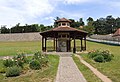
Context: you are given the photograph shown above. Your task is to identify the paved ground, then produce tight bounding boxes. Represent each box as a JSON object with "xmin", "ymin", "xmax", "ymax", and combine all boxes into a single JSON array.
[
  {"xmin": 55, "ymin": 56, "xmax": 86, "ymax": 82},
  {"xmin": 76, "ymin": 55, "xmax": 112, "ymax": 82}
]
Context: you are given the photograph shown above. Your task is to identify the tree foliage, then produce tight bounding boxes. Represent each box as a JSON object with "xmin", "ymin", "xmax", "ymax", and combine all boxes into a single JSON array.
[
  {"xmin": 1, "ymin": 16, "xmax": 120, "ymax": 34},
  {"xmin": 0, "ymin": 23, "xmax": 53, "ymax": 34},
  {"xmin": 93, "ymin": 15, "xmax": 119, "ymax": 34}
]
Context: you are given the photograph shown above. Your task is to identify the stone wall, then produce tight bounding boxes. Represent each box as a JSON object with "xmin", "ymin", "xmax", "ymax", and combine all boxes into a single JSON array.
[
  {"xmin": 0, "ymin": 32, "xmax": 42, "ymax": 41},
  {"xmin": 90, "ymin": 34, "xmax": 120, "ymax": 42}
]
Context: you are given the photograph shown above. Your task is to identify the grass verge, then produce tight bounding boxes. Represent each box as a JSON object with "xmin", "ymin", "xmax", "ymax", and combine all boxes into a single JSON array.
[
  {"xmin": 72, "ymin": 55, "xmax": 102, "ymax": 82},
  {"xmin": 0, "ymin": 55, "xmax": 59, "ymax": 82},
  {"xmin": 81, "ymin": 41, "xmax": 120, "ymax": 82}
]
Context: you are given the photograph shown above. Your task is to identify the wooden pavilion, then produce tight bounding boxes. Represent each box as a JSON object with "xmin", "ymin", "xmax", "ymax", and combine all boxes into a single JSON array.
[{"xmin": 40, "ymin": 18, "xmax": 88, "ymax": 53}]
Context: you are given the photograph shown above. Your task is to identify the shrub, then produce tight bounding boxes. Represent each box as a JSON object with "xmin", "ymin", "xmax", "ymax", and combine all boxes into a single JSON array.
[
  {"xmin": 88, "ymin": 50, "xmax": 99, "ymax": 58},
  {"xmin": 0, "ymin": 68, "xmax": 6, "ymax": 73},
  {"xmin": 101, "ymin": 50, "xmax": 114, "ymax": 62},
  {"xmin": 88, "ymin": 49, "xmax": 113, "ymax": 63},
  {"xmin": 33, "ymin": 51, "xmax": 42, "ymax": 60},
  {"xmin": 3, "ymin": 59, "xmax": 14, "ymax": 67},
  {"xmin": 32, "ymin": 51, "xmax": 49, "ymax": 67},
  {"xmin": 6, "ymin": 66, "xmax": 21, "ymax": 77},
  {"xmin": 13, "ymin": 53, "xmax": 28, "ymax": 67},
  {"xmin": 29, "ymin": 60, "xmax": 41, "ymax": 70},
  {"xmin": 93, "ymin": 55, "xmax": 104, "ymax": 62}
]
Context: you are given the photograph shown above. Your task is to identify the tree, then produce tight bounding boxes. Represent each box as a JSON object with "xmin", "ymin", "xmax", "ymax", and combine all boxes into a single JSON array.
[
  {"xmin": 69, "ymin": 18, "xmax": 84, "ymax": 28},
  {"xmin": 54, "ymin": 16, "xmax": 60, "ymax": 27},
  {"xmin": 83, "ymin": 17, "xmax": 95, "ymax": 35},
  {"xmin": 69, "ymin": 19, "xmax": 76, "ymax": 28},
  {"xmin": 106, "ymin": 15, "xmax": 116, "ymax": 33},
  {"xmin": 87, "ymin": 17, "xmax": 94, "ymax": 22},
  {"xmin": 0, "ymin": 25, "xmax": 10, "ymax": 34},
  {"xmin": 40, "ymin": 24, "xmax": 45, "ymax": 32},
  {"xmin": 93, "ymin": 18, "xmax": 107, "ymax": 34},
  {"xmin": 79, "ymin": 18, "xmax": 84, "ymax": 26}
]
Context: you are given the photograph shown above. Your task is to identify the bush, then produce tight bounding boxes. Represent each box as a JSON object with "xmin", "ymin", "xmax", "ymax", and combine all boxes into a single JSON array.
[
  {"xmin": 13, "ymin": 53, "xmax": 28, "ymax": 67},
  {"xmin": 88, "ymin": 49, "xmax": 113, "ymax": 63},
  {"xmin": 3, "ymin": 59, "xmax": 14, "ymax": 67},
  {"xmin": 101, "ymin": 50, "xmax": 114, "ymax": 62},
  {"xmin": 33, "ymin": 51, "xmax": 42, "ymax": 60},
  {"xmin": 0, "ymin": 68, "xmax": 6, "ymax": 73},
  {"xmin": 29, "ymin": 60, "xmax": 41, "ymax": 70},
  {"xmin": 33, "ymin": 51, "xmax": 49, "ymax": 67},
  {"xmin": 6, "ymin": 66, "xmax": 21, "ymax": 77},
  {"xmin": 88, "ymin": 50, "xmax": 99, "ymax": 58},
  {"xmin": 93, "ymin": 55, "xmax": 104, "ymax": 62}
]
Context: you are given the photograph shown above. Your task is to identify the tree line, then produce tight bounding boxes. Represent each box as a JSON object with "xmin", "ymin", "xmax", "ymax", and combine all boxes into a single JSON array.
[
  {"xmin": 0, "ymin": 23, "xmax": 53, "ymax": 34},
  {"xmin": 0, "ymin": 15, "xmax": 120, "ymax": 35}
]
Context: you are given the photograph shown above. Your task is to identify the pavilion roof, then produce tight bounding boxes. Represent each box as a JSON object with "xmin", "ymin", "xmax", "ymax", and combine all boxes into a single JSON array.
[
  {"xmin": 41, "ymin": 26, "xmax": 88, "ymax": 34},
  {"xmin": 113, "ymin": 28, "xmax": 120, "ymax": 37},
  {"xmin": 56, "ymin": 18, "xmax": 71, "ymax": 23}
]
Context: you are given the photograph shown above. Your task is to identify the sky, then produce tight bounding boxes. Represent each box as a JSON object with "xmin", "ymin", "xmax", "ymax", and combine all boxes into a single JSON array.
[{"xmin": 0, "ymin": 0, "xmax": 120, "ymax": 28}]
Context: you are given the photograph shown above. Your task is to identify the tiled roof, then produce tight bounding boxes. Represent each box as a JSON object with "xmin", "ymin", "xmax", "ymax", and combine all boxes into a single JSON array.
[
  {"xmin": 113, "ymin": 28, "xmax": 120, "ymax": 36},
  {"xmin": 56, "ymin": 18, "xmax": 71, "ymax": 23},
  {"xmin": 41, "ymin": 26, "xmax": 88, "ymax": 34}
]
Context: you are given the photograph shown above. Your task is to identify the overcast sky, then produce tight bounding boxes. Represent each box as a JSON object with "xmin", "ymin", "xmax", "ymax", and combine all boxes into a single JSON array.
[{"xmin": 0, "ymin": 0, "xmax": 120, "ymax": 28}]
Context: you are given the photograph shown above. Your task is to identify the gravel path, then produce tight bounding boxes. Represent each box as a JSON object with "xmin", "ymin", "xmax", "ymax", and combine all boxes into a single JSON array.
[{"xmin": 55, "ymin": 56, "xmax": 86, "ymax": 82}]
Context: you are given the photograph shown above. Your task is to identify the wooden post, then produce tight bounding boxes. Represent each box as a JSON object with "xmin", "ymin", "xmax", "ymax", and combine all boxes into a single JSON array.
[
  {"xmin": 84, "ymin": 37, "xmax": 86, "ymax": 50},
  {"xmin": 56, "ymin": 38, "xmax": 57, "ymax": 52},
  {"xmin": 69, "ymin": 40, "xmax": 71, "ymax": 52},
  {"xmin": 69, "ymin": 36, "xmax": 71, "ymax": 52},
  {"xmin": 45, "ymin": 37, "xmax": 47, "ymax": 52},
  {"xmin": 53, "ymin": 38, "xmax": 55, "ymax": 51},
  {"xmin": 42, "ymin": 37, "xmax": 44, "ymax": 51},
  {"xmin": 81, "ymin": 37, "xmax": 83, "ymax": 51},
  {"xmin": 73, "ymin": 37, "xmax": 76, "ymax": 53}
]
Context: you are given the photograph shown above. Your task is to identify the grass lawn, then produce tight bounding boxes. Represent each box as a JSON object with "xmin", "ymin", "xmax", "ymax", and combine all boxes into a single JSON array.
[
  {"xmin": 0, "ymin": 41, "xmax": 54, "ymax": 56},
  {"xmin": 0, "ymin": 41, "xmax": 41, "ymax": 56},
  {"xmin": 0, "ymin": 40, "xmax": 120, "ymax": 82},
  {"xmin": 81, "ymin": 41, "xmax": 120, "ymax": 82},
  {"xmin": 0, "ymin": 55, "xmax": 59, "ymax": 82},
  {"xmin": 72, "ymin": 55, "xmax": 102, "ymax": 82}
]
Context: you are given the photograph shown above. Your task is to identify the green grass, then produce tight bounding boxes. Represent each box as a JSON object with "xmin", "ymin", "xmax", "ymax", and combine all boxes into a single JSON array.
[
  {"xmin": 0, "ymin": 40, "xmax": 120, "ymax": 82},
  {"xmin": 0, "ymin": 41, "xmax": 54, "ymax": 56},
  {"xmin": 81, "ymin": 41, "xmax": 120, "ymax": 82},
  {"xmin": 0, "ymin": 55, "xmax": 59, "ymax": 82},
  {"xmin": 0, "ymin": 41, "xmax": 41, "ymax": 56},
  {"xmin": 72, "ymin": 55, "xmax": 102, "ymax": 82}
]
